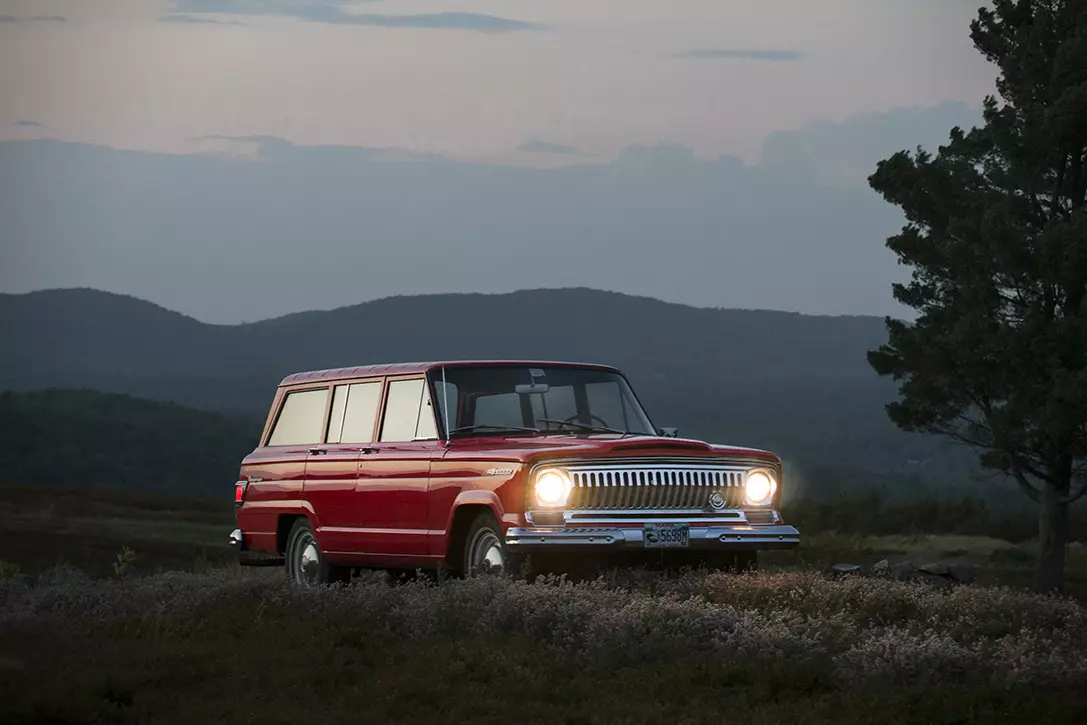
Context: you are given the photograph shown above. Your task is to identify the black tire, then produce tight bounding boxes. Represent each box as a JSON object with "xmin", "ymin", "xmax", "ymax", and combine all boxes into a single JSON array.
[
  {"xmin": 285, "ymin": 519, "xmax": 350, "ymax": 587},
  {"xmin": 461, "ymin": 512, "xmax": 521, "ymax": 577}
]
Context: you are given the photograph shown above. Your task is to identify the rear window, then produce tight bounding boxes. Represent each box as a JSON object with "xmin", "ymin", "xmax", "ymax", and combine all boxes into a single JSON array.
[{"xmin": 267, "ymin": 388, "xmax": 327, "ymax": 446}]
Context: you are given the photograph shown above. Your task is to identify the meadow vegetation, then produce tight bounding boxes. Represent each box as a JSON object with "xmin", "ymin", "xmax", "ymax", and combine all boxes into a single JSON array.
[{"xmin": 1, "ymin": 566, "xmax": 1085, "ymax": 724}]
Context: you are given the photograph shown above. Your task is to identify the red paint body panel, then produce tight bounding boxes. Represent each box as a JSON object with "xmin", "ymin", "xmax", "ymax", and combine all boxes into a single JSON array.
[
  {"xmin": 234, "ymin": 360, "xmax": 787, "ymax": 567},
  {"xmin": 349, "ymin": 441, "xmax": 437, "ymax": 556}
]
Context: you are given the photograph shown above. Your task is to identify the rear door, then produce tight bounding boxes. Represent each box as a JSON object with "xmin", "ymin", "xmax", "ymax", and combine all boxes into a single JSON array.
[
  {"xmin": 354, "ymin": 376, "xmax": 440, "ymax": 555},
  {"xmin": 308, "ymin": 378, "xmax": 384, "ymax": 553}
]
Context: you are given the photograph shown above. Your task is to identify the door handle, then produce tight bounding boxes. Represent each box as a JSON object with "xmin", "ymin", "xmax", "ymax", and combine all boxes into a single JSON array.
[
  {"xmin": 308, "ymin": 448, "xmax": 327, "ymax": 455},
  {"xmin": 359, "ymin": 446, "xmax": 379, "ymax": 455}
]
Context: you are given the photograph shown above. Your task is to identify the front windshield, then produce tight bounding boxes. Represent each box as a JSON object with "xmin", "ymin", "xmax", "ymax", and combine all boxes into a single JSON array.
[{"xmin": 429, "ymin": 365, "xmax": 656, "ymax": 437}]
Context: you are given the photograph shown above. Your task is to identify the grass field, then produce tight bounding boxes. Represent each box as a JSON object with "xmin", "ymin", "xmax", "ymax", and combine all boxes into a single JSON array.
[
  {"xmin": 2, "ymin": 567, "xmax": 1086, "ymax": 724},
  {"xmin": 2, "ymin": 483, "xmax": 1086, "ymax": 724}
]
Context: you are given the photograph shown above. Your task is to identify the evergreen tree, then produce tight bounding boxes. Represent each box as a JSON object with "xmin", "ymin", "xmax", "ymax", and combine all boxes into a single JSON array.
[{"xmin": 868, "ymin": 0, "xmax": 1087, "ymax": 592}]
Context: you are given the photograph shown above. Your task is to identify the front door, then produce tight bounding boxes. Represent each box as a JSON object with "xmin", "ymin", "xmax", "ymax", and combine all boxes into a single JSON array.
[{"xmin": 355, "ymin": 376, "xmax": 439, "ymax": 555}]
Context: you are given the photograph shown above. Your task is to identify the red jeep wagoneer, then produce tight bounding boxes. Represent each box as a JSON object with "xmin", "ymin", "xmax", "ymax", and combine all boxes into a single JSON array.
[{"xmin": 229, "ymin": 361, "xmax": 799, "ymax": 585}]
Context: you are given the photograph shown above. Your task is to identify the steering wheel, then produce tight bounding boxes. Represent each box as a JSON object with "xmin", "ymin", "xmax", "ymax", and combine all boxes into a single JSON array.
[{"xmin": 563, "ymin": 413, "xmax": 611, "ymax": 428}]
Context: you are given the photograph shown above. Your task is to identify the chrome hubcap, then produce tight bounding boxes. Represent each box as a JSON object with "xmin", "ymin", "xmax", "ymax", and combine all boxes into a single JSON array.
[
  {"xmin": 296, "ymin": 535, "xmax": 321, "ymax": 586},
  {"xmin": 469, "ymin": 530, "xmax": 505, "ymax": 575}
]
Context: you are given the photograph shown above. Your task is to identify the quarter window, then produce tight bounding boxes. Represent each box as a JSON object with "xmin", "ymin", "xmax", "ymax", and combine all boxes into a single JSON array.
[
  {"xmin": 336, "ymin": 380, "xmax": 384, "ymax": 443},
  {"xmin": 380, "ymin": 379, "xmax": 438, "ymax": 442},
  {"xmin": 267, "ymin": 388, "xmax": 327, "ymax": 446}
]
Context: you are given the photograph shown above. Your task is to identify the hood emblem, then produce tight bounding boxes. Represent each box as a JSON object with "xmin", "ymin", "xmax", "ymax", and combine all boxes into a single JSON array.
[{"xmin": 708, "ymin": 491, "xmax": 726, "ymax": 510}]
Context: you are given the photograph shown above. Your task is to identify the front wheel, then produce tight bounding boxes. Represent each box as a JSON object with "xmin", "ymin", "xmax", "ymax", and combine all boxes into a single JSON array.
[
  {"xmin": 462, "ymin": 513, "xmax": 521, "ymax": 577},
  {"xmin": 285, "ymin": 519, "xmax": 350, "ymax": 587}
]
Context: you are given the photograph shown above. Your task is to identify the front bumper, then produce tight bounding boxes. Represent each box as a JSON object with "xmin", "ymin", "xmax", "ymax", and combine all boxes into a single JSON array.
[{"xmin": 505, "ymin": 524, "xmax": 800, "ymax": 551}]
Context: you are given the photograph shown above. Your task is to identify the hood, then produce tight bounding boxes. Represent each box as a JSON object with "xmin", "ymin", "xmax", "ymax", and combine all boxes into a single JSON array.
[{"xmin": 440, "ymin": 434, "xmax": 779, "ymax": 466}]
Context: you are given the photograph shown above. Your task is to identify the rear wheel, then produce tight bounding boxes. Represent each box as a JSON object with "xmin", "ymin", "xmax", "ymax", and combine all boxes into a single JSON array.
[
  {"xmin": 285, "ymin": 519, "xmax": 350, "ymax": 587},
  {"xmin": 462, "ymin": 513, "xmax": 520, "ymax": 577}
]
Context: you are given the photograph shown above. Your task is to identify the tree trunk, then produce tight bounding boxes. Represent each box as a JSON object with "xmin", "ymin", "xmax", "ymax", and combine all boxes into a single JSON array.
[{"xmin": 1036, "ymin": 481, "xmax": 1069, "ymax": 594}]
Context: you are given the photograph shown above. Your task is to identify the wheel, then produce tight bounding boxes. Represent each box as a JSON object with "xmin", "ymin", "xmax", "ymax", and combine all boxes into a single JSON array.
[
  {"xmin": 285, "ymin": 519, "xmax": 350, "ymax": 587},
  {"xmin": 462, "ymin": 512, "xmax": 520, "ymax": 577}
]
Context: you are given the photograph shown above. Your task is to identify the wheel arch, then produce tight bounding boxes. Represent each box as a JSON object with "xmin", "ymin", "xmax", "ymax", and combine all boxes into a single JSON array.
[{"xmin": 445, "ymin": 502, "xmax": 500, "ymax": 570}]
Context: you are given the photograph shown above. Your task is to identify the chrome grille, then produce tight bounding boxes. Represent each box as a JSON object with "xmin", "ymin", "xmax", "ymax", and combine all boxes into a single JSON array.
[{"xmin": 565, "ymin": 463, "xmax": 750, "ymax": 510}]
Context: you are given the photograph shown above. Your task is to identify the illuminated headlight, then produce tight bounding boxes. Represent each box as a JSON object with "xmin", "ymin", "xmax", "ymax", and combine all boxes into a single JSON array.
[
  {"xmin": 534, "ymin": 468, "xmax": 572, "ymax": 508},
  {"xmin": 744, "ymin": 469, "xmax": 777, "ymax": 506}
]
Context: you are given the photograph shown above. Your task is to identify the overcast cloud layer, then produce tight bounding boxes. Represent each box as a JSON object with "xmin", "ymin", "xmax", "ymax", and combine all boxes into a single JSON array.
[
  {"xmin": 0, "ymin": 1, "xmax": 996, "ymax": 321},
  {"xmin": 0, "ymin": 102, "xmax": 980, "ymax": 323}
]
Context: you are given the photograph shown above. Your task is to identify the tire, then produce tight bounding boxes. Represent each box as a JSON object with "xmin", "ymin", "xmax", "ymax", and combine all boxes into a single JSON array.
[
  {"xmin": 461, "ymin": 512, "xmax": 521, "ymax": 577},
  {"xmin": 285, "ymin": 519, "xmax": 350, "ymax": 587}
]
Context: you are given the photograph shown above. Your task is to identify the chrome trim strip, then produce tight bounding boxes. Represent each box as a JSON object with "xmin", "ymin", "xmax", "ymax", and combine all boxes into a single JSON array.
[
  {"xmin": 506, "ymin": 524, "xmax": 800, "ymax": 549},
  {"xmin": 566, "ymin": 508, "xmax": 746, "ymax": 523}
]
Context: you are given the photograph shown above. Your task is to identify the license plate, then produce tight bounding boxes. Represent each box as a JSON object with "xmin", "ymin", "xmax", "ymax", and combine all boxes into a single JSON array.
[{"xmin": 643, "ymin": 523, "xmax": 689, "ymax": 548}]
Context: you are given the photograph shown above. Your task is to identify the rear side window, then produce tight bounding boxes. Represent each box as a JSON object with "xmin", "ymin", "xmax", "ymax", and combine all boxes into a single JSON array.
[
  {"xmin": 380, "ymin": 379, "xmax": 438, "ymax": 442},
  {"xmin": 327, "ymin": 381, "xmax": 383, "ymax": 443},
  {"xmin": 267, "ymin": 388, "xmax": 327, "ymax": 446}
]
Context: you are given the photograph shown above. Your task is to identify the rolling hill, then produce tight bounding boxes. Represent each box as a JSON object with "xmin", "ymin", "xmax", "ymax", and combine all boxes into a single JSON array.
[
  {"xmin": 0, "ymin": 389, "xmax": 257, "ymax": 494},
  {"xmin": 0, "ymin": 287, "xmax": 982, "ymax": 498}
]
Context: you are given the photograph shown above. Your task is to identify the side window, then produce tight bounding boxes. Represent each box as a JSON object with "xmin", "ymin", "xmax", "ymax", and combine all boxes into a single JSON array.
[
  {"xmin": 380, "ymin": 379, "xmax": 436, "ymax": 442},
  {"xmin": 326, "ymin": 385, "xmax": 349, "ymax": 443},
  {"xmin": 267, "ymin": 388, "xmax": 327, "ymax": 446},
  {"xmin": 339, "ymin": 382, "xmax": 382, "ymax": 443},
  {"xmin": 416, "ymin": 385, "xmax": 438, "ymax": 440}
]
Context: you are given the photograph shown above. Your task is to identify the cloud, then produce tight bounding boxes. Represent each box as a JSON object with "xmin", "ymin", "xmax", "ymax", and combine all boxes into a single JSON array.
[
  {"xmin": 759, "ymin": 101, "xmax": 982, "ymax": 187},
  {"xmin": 519, "ymin": 139, "xmax": 594, "ymax": 157},
  {"xmin": 169, "ymin": 3, "xmax": 540, "ymax": 32},
  {"xmin": 171, "ymin": 1, "xmax": 344, "ymax": 13},
  {"xmin": 0, "ymin": 15, "xmax": 66, "ymax": 23},
  {"xmin": 160, "ymin": 14, "xmax": 244, "ymax": 25},
  {"xmin": 13, "ymin": 120, "xmax": 43, "ymax": 127},
  {"xmin": 2, "ymin": 107, "xmax": 970, "ymax": 325},
  {"xmin": 295, "ymin": 10, "xmax": 541, "ymax": 32},
  {"xmin": 674, "ymin": 49, "xmax": 801, "ymax": 61}
]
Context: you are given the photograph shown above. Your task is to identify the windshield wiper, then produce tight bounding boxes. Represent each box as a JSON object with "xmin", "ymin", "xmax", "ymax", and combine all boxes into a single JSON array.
[
  {"xmin": 537, "ymin": 418, "xmax": 629, "ymax": 435},
  {"xmin": 448, "ymin": 424, "xmax": 541, "ymax": 437}
]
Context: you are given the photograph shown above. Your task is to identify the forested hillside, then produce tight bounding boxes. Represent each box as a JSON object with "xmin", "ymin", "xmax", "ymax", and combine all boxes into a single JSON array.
[
  {"xmin": 0, "ymin": 390, "xmax": 257, "ymax": 495},
  {"xmin": 0, "ymin": 287, "xmax": 983, "ymax": 499}
]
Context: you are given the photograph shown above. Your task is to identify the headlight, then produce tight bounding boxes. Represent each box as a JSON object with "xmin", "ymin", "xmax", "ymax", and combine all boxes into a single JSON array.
[
  {"xmin": 534, "ymin": 468, "xmax": 572, "ymax": 508},
  {"xmin": 744, "ymin": 469, "xmax": 777, "ymax": 506}
]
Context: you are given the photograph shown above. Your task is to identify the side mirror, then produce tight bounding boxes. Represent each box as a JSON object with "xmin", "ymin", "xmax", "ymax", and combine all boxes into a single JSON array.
[{"xmin": 659, "ymin": 427, "xmax": 679, "ymax": 438}]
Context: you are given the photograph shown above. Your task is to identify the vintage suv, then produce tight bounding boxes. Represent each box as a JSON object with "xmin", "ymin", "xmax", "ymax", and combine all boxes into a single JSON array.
[{"xmin": 230, "ymin": 361, "xmax": 799, "ymax": 585}]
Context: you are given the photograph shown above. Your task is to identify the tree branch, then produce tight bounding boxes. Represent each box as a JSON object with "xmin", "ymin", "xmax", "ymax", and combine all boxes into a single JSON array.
[
  {"xmin": 1063, "ymin": 475, "xmax": 1087, "ymax": 505},
  {"xmin": 1010, "ymin": 466, "xmax": 1043, "ymax": 504}
]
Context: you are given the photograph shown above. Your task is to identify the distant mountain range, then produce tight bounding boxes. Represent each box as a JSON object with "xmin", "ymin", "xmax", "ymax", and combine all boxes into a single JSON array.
[{"xmin": 0, "ymin": 287, "xmax": 982, "ymax": 498}]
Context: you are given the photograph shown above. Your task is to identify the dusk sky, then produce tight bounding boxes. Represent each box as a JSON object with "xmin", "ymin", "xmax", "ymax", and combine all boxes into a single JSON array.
[{"xmin": 1, "ymin": 1, "xmax": 998, "ymax": 322}]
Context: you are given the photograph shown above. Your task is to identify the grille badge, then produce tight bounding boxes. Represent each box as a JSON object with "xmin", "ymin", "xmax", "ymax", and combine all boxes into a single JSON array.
[{"xmin": 708, "ymin": 491, "xmax": 726, "ymax": 510}]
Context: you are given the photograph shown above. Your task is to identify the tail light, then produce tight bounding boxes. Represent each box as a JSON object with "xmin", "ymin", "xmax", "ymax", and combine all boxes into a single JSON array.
[{"xmin": 235, "ymin": 480, "xmax": 248, "ymax": 507}]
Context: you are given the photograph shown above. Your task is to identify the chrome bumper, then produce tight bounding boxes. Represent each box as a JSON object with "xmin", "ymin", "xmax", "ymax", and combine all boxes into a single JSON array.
[
  {"xmin": 229, "ymin": 528, "xmax": 245, "ymax": 550},
  {"xmin": 505, "ymin": 524, "xmax": 800, "ymax": 550}
]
